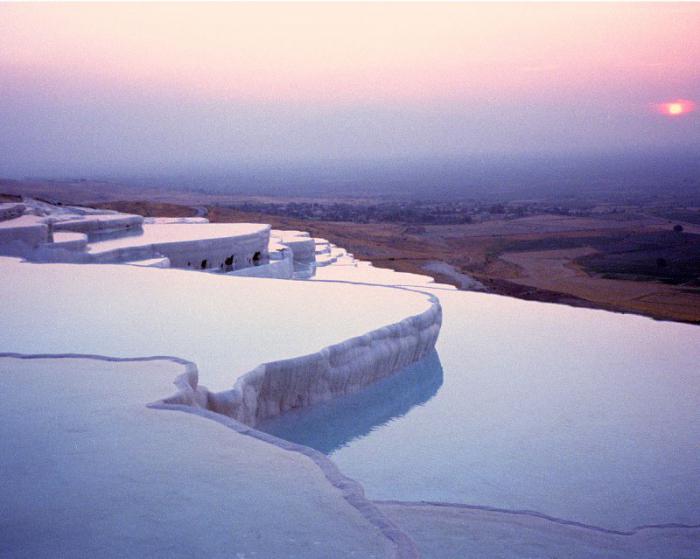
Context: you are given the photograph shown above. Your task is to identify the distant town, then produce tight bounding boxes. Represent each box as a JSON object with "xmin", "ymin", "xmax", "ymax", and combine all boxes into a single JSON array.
[{"xmin": 220, "ymin": 199, "xmax": 646, "ymax": 226}]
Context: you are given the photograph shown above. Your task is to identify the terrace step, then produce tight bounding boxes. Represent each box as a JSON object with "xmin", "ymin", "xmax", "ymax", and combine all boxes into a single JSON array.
[{"xmin": 43, "ymin": 231, "xmax": 88, "ymax": 251}]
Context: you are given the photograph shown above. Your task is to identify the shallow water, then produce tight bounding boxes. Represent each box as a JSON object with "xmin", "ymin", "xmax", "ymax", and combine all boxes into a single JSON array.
[
  {"xmin": 258, "ymin": 290, "xmax": 700, "ymax": 532},
  {"xmin": 260, "ymin": 350, "xmax": 444, "ymax": 454}
]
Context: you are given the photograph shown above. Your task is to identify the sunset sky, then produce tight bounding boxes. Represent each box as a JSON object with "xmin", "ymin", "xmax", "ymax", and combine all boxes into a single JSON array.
[{"xmin": 1, "ymin": 2, "xmax": 699, "ymax": 176}]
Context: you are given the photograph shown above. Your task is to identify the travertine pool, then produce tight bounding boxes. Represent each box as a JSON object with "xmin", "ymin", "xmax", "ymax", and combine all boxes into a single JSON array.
[{"xmin": 260, "ymin": 289, "xmax": 700, "ymax": 532}]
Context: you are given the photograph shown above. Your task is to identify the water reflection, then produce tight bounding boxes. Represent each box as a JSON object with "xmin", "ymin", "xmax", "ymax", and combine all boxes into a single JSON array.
[{"xmin": 257, "ymin": 350, "xmax": 444, "ymax": 454}]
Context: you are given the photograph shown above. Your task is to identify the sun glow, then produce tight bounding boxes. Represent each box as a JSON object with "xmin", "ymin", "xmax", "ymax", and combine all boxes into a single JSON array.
[{"xmin": 658, "ymin": 99, "xmax": 696, "ymax": 116}]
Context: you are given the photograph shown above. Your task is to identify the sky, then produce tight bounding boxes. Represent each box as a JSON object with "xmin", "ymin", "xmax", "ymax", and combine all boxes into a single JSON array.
[{"xmin": 1, "ymin": 2, "xmax": 699, "ymax": 177}]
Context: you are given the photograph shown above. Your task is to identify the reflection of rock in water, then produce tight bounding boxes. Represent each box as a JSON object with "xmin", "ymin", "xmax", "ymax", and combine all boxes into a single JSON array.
[{"xmin": 257, "ymin": 350, "xmax": 444, "ymax": 454}]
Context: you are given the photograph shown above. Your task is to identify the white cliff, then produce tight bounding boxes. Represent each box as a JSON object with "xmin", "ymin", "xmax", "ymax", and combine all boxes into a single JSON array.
[{"xmin": 202, "ymin": 289, "xmax": 441, "ymax": 426}]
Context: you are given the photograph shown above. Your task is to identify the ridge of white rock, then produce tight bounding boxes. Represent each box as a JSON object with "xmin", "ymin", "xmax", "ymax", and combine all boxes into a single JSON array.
[
  {"xmin": 199, "ymin": 288, "xmax": 441, "ymax": 426},
  {"xmin": 271, "ymin": 229, "xmax": 316, "ymax": 264},
  {"xmin": 85, "ymin": 223, "xmax": 270, "ymax": 269},
  {"xmin": 0, "ymin": 254, "xmax": 442, "ymax": 428},
  {"xmin": 228, "ymin": 243, "xmax": 295, "ymax": 279}
]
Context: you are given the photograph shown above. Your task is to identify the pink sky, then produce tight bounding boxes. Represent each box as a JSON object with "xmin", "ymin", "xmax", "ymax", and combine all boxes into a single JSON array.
[
  {"xmin": 1, "ymin": 2, "xmax": 698, "ymax": 174},
  {"xmin": 3, "ymin": 3, "xmax": 699, "ymax": 104}
]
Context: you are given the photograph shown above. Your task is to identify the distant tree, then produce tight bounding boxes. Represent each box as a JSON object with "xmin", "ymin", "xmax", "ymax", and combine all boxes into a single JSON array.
[
  {"xmin": 656, "ymin": 257, "xmax": 668, "ymax": 269},
  {"xmin": 673, "ymin": 224, "xmax": 684, "ymax": 232}
]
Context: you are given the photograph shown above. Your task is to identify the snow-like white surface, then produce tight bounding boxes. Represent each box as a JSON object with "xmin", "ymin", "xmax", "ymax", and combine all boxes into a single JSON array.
[
  {"xmin": 0, "ymin": 200, "xmax": 441, "ymax": 429},
  {"xmin": 0, "ymin": 257, "xmax": 438, "ymax": 419},
  {"xmin": 85, "ymin": 223, "xmax": 270, "ymax": 269},
  {"xmin": 0, "ymin": 356, "xmax": 397, "ymax": 558},
  {"xmin": 0, "ymin": 214, "xmax": 48, "ymax": 247},
  {"xmin": 125, "ymin": 256, "xmax": 171, "ymax": 268},
  {"xmin": 229, "ymin": 247, "xmax": 294, "ymax": 279},
  {"xmin": 43, "ymin": 231, "xmax": 88, "ymax": 251},
  {"xmin": 312, "ymin": 239, "xmax": 348, "ymax": 267},
  {"xmin": 51, "ymin": 212, "xmax": 143, "ymax": 233},
  {"xmin": 87, "ymin": 223, "xmax": 267, "ymax": 251},
  {"xmin": 272, "ymin": 229, "xmax": 316, "ymax": 263},
  {"xmin": 0, "ymin": 205, "xmax": 270, "ymax": 270},
  {"xmin": 0, "ymin": 201, "xmax": 363, "ymax": 277},
  {"xmin": 0, "ymin": 209, "xmax": 446, "ymax": 558}
]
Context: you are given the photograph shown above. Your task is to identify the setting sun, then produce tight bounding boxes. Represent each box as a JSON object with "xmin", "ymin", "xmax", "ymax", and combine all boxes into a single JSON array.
[{"xmin": 658, "ymin": 99, "xmax": 696, "ymax": 116}]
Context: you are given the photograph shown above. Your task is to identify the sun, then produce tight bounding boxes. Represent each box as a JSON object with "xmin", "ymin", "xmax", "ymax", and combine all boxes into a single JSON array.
[{"xmin": 657, "ymin": 99, "xmax": 696, "ymax": 117}]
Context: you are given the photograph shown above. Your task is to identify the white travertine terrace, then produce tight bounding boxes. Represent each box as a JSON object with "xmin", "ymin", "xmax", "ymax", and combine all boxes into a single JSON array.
[
  {"xmin": 228, "ymin": 241, "xmax": 295, "ymax": 279},
  {"xmin": 0, "ymin": 199, "xmax": 270, "ymax": 271},
  {"xmin": 205, "ymin": 290, "xmax": 441, "ymax": 425},
  {"xmin": 0, "ymin": 202, "xmax": 444, "ymax": 430},
  {"xmin": 271, "ymin": 229, "xmax": 317, "ymax": 263},
  {"xmin": 0, "ymin": 213, "xmax": 49, "ymax": 247},
  {"xmin": 85, "ymin": 222, "xmax": 270, "ymax": 269},
  {"xmin": 0, "ymin": 256, "xmax": 441, "ymax": 427},
  {"xmin": 48, "ymin": 231, "xmax": 88, "ymax": 251},
  {"xmin": 0, "ymin": 200, "xmax": 360, "ymax": 276},
  {"xmin": 0, "ymin": 356, "xmax": 408, "ymax": 558},
  {"xmin": 51, "ymin": 212, "xmax": 144, "ymax": 233},
  {"xmin": 0, "ymin": 199, "xmax": 445, "ymax": 558},
  {"xmin": 0, "ymin": 200, "xmax": 442, "ymax": 425}
]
